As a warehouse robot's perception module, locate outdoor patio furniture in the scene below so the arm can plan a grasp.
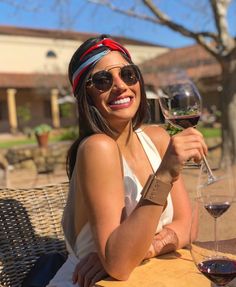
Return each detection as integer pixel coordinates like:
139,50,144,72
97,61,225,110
0,181,69,287
0,155,9,188
32,149,56,186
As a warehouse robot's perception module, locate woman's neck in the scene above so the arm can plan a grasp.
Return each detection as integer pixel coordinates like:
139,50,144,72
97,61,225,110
115,123,138,154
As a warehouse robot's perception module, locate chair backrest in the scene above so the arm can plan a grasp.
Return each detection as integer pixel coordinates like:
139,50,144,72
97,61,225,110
0,182,69,287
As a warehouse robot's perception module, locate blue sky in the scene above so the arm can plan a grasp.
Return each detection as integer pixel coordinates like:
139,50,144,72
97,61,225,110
0,0,235,48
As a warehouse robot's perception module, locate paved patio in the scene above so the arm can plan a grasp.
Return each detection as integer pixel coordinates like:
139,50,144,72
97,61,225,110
5,141,222,200
8,166,68,188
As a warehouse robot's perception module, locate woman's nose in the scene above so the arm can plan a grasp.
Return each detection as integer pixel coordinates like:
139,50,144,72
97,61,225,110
112,73,126,91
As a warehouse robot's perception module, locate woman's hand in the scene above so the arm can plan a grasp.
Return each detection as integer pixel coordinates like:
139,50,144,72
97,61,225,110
158,127,208,182
72,252,108,287
144,227,179,259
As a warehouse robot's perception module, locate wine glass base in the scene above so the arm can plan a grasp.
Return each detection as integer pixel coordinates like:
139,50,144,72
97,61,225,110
183,161,201,169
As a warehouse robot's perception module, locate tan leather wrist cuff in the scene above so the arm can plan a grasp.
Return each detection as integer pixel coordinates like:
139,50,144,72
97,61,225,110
141,174,173,206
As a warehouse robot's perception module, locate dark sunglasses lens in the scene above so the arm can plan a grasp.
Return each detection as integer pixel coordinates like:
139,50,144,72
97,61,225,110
92,71,112,91
121,65,139,85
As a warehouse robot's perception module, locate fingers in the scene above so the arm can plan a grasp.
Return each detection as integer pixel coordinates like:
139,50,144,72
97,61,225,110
86,268,108,287
159,128,208,181
144,244,155,259
171,127,208,161
72,252,107,287
72,254,95,285
177,127,207,152
83,264,103,287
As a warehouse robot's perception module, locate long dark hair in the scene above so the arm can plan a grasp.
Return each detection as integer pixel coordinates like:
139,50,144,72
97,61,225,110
67,34,149,178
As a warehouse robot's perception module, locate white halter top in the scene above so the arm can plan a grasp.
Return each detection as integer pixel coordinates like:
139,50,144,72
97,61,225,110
48,129,173,286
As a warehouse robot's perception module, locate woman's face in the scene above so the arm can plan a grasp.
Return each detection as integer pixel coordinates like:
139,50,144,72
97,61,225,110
86,51,141,129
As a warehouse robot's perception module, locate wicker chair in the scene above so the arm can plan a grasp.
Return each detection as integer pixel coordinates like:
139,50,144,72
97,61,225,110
0,182,69,287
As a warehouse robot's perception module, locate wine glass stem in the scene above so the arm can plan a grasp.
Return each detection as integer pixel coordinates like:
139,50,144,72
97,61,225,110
202,154,216,182
214,218,218,254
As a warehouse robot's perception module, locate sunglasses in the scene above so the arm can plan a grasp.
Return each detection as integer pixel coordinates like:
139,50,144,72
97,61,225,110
86,64,140,92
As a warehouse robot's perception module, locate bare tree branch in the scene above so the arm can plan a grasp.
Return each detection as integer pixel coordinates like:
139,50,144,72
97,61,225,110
210,0,235,53
142,0,220,56
89,0,163,23
89,0,221,57
0,0,41,12
89,0,236,57
143,0,229,57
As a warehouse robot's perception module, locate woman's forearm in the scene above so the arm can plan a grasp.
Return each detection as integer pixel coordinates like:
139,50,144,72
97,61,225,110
102,204,164,280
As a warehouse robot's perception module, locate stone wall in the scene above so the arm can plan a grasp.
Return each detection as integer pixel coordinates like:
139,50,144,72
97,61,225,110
0,137,222,172
3,141,71,171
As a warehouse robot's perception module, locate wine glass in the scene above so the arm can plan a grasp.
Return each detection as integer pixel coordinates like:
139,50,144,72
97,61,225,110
190,197,236,287
157,75,216,183
197,156,235,254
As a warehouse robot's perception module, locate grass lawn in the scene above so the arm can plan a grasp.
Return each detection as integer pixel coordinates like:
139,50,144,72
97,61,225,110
165,123,221,138
197,126,221,138
0,135,62,149
0,126,221,149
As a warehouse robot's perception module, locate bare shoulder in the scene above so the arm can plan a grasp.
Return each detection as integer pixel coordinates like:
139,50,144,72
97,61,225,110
141,124,170,157
77,134,121,168
79,133,117,151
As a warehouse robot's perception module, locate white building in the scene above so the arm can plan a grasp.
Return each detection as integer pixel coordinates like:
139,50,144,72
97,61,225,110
0,25,168,133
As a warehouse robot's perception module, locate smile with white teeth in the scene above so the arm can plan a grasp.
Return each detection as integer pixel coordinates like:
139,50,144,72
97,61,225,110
110,97,131,105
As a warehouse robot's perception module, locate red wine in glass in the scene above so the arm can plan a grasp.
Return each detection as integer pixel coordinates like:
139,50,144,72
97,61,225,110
198,258,236,286
167,114,200,129
204,201,231,253
205,202,231,218
202,196,232,254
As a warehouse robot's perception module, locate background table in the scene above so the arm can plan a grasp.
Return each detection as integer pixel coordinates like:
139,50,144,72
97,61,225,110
96,249,211,287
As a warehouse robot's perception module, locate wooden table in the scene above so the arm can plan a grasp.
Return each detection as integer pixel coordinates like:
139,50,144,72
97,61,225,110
96,249,211,287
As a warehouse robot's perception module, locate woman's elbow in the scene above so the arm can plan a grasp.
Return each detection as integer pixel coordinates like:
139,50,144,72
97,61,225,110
106,267,131,281
104,261,136,281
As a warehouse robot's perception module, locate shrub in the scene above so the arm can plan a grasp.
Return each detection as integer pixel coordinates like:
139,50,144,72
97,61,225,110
34,124,52,135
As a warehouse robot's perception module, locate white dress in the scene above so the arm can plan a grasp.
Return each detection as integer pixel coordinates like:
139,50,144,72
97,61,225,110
47,129,174,286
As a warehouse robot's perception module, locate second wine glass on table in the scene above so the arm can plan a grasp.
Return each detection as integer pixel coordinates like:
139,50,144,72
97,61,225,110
158,78,216,182
197,158,235,254
190,198,236,287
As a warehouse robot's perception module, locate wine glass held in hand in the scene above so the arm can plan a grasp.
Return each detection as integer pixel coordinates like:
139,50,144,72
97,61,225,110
158,77,216,182
190,198,236,287
158,81,202,130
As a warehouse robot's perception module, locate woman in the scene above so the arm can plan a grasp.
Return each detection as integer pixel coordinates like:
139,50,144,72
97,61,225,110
48,34,207,287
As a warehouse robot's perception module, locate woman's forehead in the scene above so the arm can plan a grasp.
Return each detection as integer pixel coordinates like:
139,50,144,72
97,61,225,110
93,51,129,72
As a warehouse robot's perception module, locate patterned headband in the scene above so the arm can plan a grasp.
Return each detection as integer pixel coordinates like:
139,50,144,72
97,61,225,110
72,38,131,93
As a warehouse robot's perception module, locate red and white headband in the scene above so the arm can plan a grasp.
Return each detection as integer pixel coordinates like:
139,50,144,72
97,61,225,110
72,38,131,93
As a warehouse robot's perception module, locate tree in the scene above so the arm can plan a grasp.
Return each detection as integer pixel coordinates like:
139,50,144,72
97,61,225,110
1,0,236,160
89,0,236,161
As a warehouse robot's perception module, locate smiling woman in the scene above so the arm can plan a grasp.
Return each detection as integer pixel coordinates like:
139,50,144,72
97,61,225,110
85,52,142,125
47,34,208,287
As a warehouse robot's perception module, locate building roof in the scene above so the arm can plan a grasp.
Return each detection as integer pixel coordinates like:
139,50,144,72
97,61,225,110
0,25,161,47
0,73,69,89
140,44,221,87
0,26,222,90
0,44,221,90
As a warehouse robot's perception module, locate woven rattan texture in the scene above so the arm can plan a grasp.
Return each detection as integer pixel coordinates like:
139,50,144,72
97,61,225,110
0,182,69,287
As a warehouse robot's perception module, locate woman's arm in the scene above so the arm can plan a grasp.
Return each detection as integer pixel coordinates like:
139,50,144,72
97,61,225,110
76,127,207,280
142,125,204,259
77,134,166,280
144,176,194,259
